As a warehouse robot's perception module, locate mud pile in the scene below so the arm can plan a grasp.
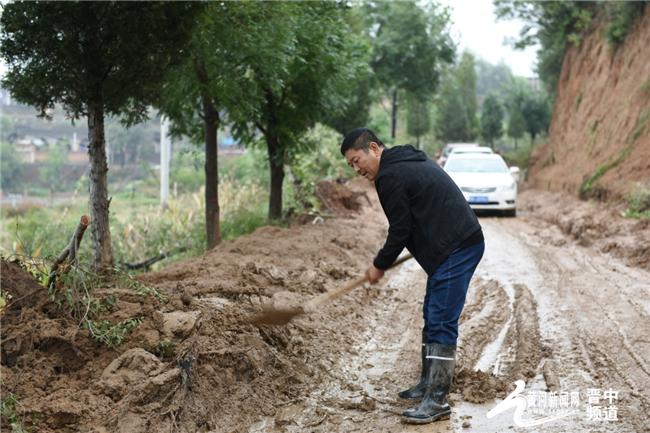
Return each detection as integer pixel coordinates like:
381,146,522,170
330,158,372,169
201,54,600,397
519,189,650,270
1,179,393,433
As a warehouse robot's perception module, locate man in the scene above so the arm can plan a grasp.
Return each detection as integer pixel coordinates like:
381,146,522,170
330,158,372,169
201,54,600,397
341,128,484,424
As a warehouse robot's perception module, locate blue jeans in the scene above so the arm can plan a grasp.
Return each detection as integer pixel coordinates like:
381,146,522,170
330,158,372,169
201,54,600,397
423,241,485,345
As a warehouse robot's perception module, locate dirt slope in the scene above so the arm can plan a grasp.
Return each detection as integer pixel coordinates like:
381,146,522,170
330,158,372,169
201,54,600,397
529,7,650,200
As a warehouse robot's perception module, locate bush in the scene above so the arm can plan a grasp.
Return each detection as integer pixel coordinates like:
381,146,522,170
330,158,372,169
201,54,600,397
285,124,351,213
625,185,650,219
604,2,647,46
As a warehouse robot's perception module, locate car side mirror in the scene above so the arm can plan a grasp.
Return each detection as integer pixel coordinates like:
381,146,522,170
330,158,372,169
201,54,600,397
509,166,521,182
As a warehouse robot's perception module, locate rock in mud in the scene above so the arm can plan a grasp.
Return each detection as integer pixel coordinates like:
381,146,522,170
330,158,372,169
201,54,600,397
275,403,303,426
156,310,201,338
100,348,164,400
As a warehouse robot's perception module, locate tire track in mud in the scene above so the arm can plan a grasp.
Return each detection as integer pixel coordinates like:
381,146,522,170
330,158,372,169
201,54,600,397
454,281,548,404
457,279,510,369
490,216,650,433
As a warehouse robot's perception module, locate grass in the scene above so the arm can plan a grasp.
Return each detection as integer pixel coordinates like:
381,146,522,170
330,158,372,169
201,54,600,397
625,186,650,219
1,393,35,433
1,175,268,271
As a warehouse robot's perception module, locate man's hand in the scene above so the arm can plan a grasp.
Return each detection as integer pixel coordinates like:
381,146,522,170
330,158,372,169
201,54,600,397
366,264,385,284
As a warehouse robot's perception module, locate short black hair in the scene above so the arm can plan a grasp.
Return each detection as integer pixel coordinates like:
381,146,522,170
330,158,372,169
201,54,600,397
340,128,385,155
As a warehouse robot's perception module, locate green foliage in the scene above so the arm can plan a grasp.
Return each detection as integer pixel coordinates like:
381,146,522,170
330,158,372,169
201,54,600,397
604,2,647,46
625,186,650,219
521,91,551,144
366,1,454,138
220,148,268,186
367,1,454,98
286,124,349,212
628,109,650,144
480,94,504,147
0,142,23,192
106,120,155,167
456,51,479,139
153,340,176,360
3,175,267,270
495,1,595,95
507,107,526,145
502,142,536,172
39,142,68,193
579,147,632,199
406,93,432,147
1,393,32,433
0,2,199,122
575,92,583,110
170,149,206,194
85,317,142,348
435,74,473,143
475,59,514,106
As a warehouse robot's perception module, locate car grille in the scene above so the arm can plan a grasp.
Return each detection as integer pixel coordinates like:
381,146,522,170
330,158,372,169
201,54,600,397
461,186,497,193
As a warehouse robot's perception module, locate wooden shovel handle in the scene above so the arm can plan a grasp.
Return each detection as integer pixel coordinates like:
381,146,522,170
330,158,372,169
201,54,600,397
305,253,413,311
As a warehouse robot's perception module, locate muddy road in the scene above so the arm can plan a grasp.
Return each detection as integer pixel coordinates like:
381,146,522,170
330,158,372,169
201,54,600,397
247,214,650,433
2,184,649,433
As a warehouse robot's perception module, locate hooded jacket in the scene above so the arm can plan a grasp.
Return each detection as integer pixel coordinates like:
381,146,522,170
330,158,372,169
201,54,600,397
373,145,482,275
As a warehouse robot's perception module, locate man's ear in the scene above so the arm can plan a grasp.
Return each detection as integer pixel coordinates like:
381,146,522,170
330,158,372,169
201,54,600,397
369,141,381,156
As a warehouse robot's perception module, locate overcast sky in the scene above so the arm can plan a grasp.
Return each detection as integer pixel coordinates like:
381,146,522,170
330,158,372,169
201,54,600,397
441,0,539,77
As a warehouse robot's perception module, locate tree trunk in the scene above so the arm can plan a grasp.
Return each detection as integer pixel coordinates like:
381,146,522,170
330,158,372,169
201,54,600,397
87,103,114,273
194,57,221,250
266,133,284,220
202,94,221,249
391,89,398,139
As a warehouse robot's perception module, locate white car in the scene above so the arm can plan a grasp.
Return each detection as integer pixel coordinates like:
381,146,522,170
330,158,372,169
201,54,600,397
449,146,493,155
443,153,518,216
437,143,479,166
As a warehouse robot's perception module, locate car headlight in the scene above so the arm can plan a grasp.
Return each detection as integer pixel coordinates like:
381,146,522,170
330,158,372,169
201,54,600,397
503,181,516,191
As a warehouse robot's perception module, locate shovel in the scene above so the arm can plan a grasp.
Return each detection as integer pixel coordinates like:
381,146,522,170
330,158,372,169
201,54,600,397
249,253,413,325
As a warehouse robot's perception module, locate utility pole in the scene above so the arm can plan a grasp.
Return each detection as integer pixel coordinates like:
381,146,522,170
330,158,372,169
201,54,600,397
160,115,171,208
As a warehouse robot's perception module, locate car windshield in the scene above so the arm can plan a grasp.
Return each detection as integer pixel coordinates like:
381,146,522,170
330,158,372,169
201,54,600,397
444,158,508,173
444,146,475,157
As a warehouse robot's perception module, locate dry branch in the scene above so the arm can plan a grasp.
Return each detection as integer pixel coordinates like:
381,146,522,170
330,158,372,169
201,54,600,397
47,215,91,291
120,246,188,271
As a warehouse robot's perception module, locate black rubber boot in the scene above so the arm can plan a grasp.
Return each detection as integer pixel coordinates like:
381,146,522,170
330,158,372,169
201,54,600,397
402,343,456,424
398,337,429,399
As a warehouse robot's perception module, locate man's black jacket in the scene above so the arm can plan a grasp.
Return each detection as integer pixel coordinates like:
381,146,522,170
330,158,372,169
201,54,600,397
373,145,482,275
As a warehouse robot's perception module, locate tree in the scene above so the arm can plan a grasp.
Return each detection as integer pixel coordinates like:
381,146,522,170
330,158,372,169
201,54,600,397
456,51,478,140
480,94,504,148
323,6,374,136
1,2,198,271
367,1,454,138
158,2,278,248
435,76,471,143
232,2,367,220
406,93,431,148
0,142,23,192
507,107,526,148
106,121,149,167
521,91,551,144
494,1,595,96
475,59,514,107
